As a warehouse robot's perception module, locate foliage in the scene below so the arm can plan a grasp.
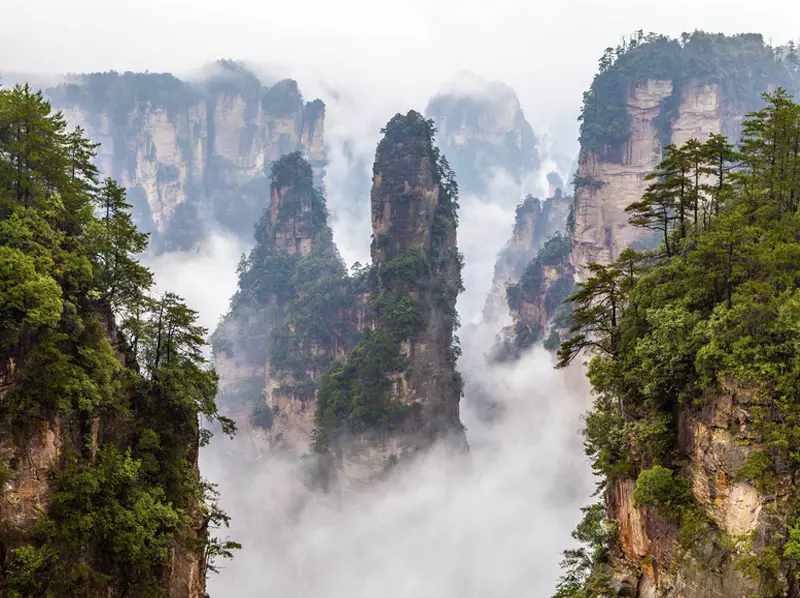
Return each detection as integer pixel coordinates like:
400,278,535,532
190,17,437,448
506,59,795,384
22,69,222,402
313,112,463,449
558,91,800,592
0,84,235,593
537,232,572,266
633,465,693,519
214,152,360,418
553,504,613,598
313,331,411,450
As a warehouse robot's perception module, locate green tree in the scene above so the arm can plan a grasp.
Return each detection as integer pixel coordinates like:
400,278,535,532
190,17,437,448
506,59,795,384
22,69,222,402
88,178,152,311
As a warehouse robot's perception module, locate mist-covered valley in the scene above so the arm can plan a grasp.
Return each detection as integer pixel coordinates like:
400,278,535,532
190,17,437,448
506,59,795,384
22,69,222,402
3,4,800,596
131,75,597,595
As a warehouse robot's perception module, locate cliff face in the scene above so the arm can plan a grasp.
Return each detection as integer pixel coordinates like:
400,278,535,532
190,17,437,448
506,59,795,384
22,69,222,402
46,64,325,250
213,114,465,479
212,152,359,456
490,230,574,361
558,34,800,598
571,80,725,271
483,189,572,326
425,75,538,195
570,32,800,274
605,381,792,598
368,114,462,423
0,87,225,595
314,112,464,484
0,324,208,598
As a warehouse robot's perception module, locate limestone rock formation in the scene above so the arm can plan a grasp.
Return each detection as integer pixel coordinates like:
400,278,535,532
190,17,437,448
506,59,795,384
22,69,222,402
603,381,792,598
563,32,800,598
45,62,325,250
569,33,800,276
425,74,538,195
571,80,724,272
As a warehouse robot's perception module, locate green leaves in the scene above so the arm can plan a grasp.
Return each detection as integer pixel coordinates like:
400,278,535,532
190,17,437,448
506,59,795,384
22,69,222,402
559,90,800,594
0,83,236,593
0,246,63,346
632,465,693,520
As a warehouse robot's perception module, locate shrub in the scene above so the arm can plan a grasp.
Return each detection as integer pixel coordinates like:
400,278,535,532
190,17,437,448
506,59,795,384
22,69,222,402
633,465,693,519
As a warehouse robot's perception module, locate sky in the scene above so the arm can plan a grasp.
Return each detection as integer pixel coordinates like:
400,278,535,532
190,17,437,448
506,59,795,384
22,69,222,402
3,0,798,149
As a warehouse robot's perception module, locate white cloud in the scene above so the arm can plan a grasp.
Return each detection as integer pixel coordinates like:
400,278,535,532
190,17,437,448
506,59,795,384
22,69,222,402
202,346,595,598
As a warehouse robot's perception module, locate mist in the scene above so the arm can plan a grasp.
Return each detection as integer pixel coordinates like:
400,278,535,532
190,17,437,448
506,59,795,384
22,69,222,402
7,2,799,594
202,344,594,597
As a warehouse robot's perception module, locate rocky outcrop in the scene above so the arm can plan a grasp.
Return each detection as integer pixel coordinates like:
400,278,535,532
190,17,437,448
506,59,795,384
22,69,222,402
604,381,793,598
569,69,798,276
425,75,538,195
567,34,800,596
368,114,462,421
0,417,61,534
318,111,465,484
46,64,325,249
571,80,720,271
212,152,358,456
483,189,572,326
0,333,207,597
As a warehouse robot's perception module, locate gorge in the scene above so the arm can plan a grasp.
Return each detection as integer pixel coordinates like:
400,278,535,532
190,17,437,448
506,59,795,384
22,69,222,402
3,22,800,598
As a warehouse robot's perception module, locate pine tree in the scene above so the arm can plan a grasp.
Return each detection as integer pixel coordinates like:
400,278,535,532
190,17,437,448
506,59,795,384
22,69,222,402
700,133,736,221
88,178,151,311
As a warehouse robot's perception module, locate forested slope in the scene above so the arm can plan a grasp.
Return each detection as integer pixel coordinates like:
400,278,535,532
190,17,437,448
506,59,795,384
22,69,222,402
557,90,800,597
0,84,235,596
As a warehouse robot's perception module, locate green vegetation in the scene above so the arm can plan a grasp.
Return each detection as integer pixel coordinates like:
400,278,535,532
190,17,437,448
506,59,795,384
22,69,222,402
553,504,613,598
498,232,574,358
44,68,321,248
556,89,800,594
632,465,692,519
580,31,800,158
0,84,235,594
313,112,463,449
213,152,360,422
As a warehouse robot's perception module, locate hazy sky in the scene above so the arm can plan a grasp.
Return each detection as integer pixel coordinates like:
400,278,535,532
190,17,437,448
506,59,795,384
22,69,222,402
4,0,798,144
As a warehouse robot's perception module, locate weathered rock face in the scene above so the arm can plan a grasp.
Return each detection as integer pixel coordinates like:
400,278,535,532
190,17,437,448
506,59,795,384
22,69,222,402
369,117,461,420
571,80,725,272
324,112,465,484
483,189,572,326
0,417,61,534
0,339,207,598
605,381,792,598
425,75,539,195
46,65,325,250
212,152,358,456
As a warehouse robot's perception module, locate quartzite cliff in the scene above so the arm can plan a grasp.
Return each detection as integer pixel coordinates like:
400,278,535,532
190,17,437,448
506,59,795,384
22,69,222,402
45,62,325,250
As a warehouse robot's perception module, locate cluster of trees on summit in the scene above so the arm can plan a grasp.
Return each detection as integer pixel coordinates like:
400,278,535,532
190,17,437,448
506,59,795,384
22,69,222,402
555,89,800,596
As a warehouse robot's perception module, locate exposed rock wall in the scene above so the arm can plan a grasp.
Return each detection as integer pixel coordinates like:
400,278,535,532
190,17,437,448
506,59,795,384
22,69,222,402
605,382,792,597
328,112,465,484
46,69,325,249
369,122,460,420
570,80,724,273
483,190,572,326
0,335,207,597
425,76,539,195
212,153,357,457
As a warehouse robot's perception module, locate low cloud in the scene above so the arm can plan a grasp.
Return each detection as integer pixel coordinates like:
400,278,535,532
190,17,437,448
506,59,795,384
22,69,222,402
202,345,595,598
